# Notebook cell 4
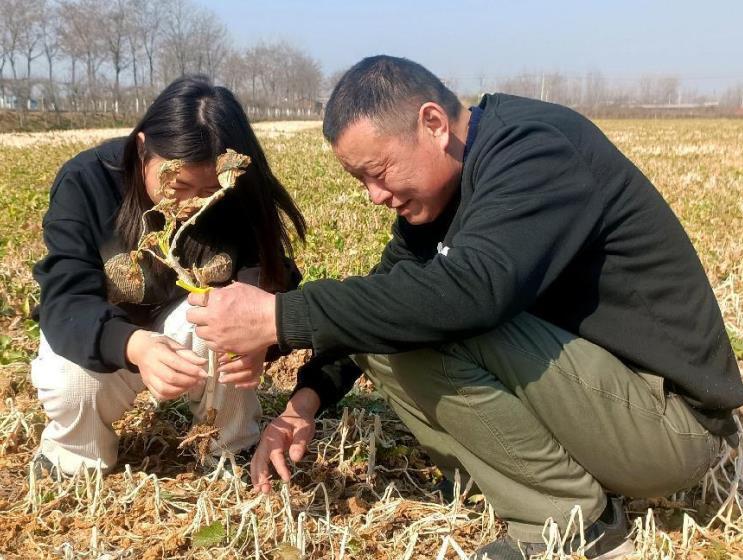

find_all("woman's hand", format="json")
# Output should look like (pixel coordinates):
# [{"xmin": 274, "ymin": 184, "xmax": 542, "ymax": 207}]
[
  {"xmin": 126, "ymin": 329, "xmax": 208, "ymax": 400},
  {"xmin": 250, "ymin": 388, "xmax": 320, "ymax": 494},
  {"xmin": 217, "ymin": 348, "xmax": 267, "ymax": 390}
]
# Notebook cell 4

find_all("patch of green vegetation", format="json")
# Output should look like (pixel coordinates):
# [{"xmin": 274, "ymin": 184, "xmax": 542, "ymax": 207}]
[
  {"xmin": 191, "ymin": 520, "xmax": 225, "ymax": 548},
  {"xmin": 259, "ymin": 390, "xmax": 291, "ymax": 417},
  {"xmin": 0, "ymin": 334, "xmax": 26, "ymax": 365},
  {"xmin": 335, "ymin": 392, "xmax": 389, "ymax": 416},
  {"xmin": 263, "ymin": 130, "xmax": 393, "ymax": 279},
  {"xmin": 157, "ymin": 395, "xmax": 193, "ymax": 427},
  {"xmin": 728, "ymin": 329, "xmax": 743, "ymax": 360}
]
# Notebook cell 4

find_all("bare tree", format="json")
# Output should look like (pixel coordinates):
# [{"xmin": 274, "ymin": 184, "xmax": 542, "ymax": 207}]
[
  {"xmin": 542, "ymin": 72, "xmax": 567, "ymax": 103},
  {"xmin": 287, "ymin": 49, "xmax": 322, "ymax": 104},
  {"xmin": 58, "ymin": 0, "xmax": 106, "ymax": 112},
  {"xmin": 0, "ymin": 8, "xmax": 10, "ymax": 107},
  {"xmin": 57, "ymin": 3, "xmax": 83, "ymax": 110},
  {"xmin": 637, "ymin": 74, "xmax": 680, "ymax": 105},
  {"xmin": 242, "ymin": 45, "xmax": 263, "ymax": 101},
  {"xmin": 161, "ymin": 0, "xmax": 197, "ymax": 79},
  {"xmin": 583, "ymin": 70, "xmax": 606, "ymax": 107},
  {"xmin": 0, "ymin": 0, "xmax": 44, "ymax": 119},
  {"xmin": 126, "ymin": 10, "xmax": 142, "ymax": 112},
  {"xmin": 0, "ymin": 0, "xmax": 325, "ymax": 120},
  {"xmin": 129, "ymin": 0, "xmax": 162, "ymax": 89},
  {"xmin": 720, "ymin": 84, "xmax": 743, "ymax": 108},
  {"xmin": 324, "ymin": 68, "xmax": 347, "ymax": 97},
  {"xmin": 102, "ymin": 0, "xmax": 131, "ymax": 114},
  {"xmin": 219, "ymin": 48, "xmax": 248, "ymax": 97},
  {"xmin": 2, "ymin": 0, "xmax": 26, "ymax": 109},
  {"xmin": 240, "ymin": 41, "xmax": 321, "ymax": 108},
  {"xmin": 40, "ymin": 0, "xmax": 61, "ymax": 111},
  {"xmin": 198, "ymin": 11, "xmax": 229, "ymax": 81},
  {"xmin": 499, "ymin": 73, "xmax": 541, "ymax": 99},
  {"xmin": 18, "ymin": 0, "xmax": 45, "ymax": 98},
  {"xmin": 657, "ymin": 76, "xmax": 680, "ymax": 105}
]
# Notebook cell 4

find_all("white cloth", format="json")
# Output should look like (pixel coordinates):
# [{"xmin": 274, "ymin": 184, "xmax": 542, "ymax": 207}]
[{"xmin": 31, "ymin": 296, "xmax": 262, "ymax": 475}]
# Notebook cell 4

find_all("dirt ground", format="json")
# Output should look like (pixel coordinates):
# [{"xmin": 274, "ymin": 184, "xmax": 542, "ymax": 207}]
[
  {"xmin": 0, "ymin": 121, "xmax": 322, "ymax": 148},
  {"xmin": 1, "ymin": 120, "xmax": 742, "ymax": 558}
]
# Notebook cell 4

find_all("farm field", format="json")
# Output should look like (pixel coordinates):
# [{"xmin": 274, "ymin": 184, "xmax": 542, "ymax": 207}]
[{"xmin": 0, "ymin": 119, "xmax": 742, "ymax": 559}]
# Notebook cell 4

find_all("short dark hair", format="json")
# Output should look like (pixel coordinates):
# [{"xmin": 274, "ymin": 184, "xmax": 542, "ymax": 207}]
[{"xmin": 323, "ymin": 55, "xmax": 462, "ymax": 144}]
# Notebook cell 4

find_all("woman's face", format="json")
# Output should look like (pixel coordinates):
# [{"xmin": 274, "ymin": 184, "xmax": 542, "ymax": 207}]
[
  {"xmin": 142, "ymin": 154, "xmax": 221, "ymax": 208},
  {"xmin": 137, "ymin": 132, "xmax": 222, "ymax": 219}
]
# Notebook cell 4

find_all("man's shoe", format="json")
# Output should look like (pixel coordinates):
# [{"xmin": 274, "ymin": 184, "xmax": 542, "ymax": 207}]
[{"xmin": 472, "ymin": 497, "xmax": 634, "ymax": 559}]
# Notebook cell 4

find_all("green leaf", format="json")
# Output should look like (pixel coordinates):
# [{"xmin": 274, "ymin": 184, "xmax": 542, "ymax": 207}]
[
  {"xmin": 25, "ymin": 319, "xmax": 40, "ymax": 340},
  {"xmin": 192, "ymin": 521, "xmax": 226, "ymax": 548},
  {"xmin": 732, "ymin": 338, "xmax": 743, "ymax": 360},
  {"xmin": 727, "ymin": 329, "xmax": 743, "ymax": 360}
]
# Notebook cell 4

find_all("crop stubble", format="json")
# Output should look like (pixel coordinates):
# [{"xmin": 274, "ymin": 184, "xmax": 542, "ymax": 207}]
[{"xmin": 0, "ymin": 119, "xmax": 741, "ymax": 558}]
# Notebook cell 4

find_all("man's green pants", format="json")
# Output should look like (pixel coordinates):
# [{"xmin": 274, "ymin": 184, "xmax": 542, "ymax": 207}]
[{"xmin": 354, "ymin": 313, "xmax": 723, "ymax": 542}]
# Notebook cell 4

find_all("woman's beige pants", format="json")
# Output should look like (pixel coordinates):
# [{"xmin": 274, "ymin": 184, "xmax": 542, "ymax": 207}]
[{"xmin": 31, "ymin": 297, "xmax": 261, "ymax": 475}]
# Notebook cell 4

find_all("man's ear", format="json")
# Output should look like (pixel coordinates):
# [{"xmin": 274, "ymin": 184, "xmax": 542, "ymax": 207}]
[{"xmin": 418, "ymin": 102, "xmax": 450, "ymax": 148}]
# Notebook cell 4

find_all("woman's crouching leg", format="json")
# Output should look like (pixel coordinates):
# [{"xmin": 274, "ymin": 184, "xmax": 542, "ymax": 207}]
[
  {"xmin": 156, "ymin": 297, "xmax": 262, "ymax": 456},
  {"xmin": 189, "ymin": 383, "xmax": 262, "ymax": 456},
  {"xmin": 31, "ymin": 333, "xmax": 145, "ymax": 475}
]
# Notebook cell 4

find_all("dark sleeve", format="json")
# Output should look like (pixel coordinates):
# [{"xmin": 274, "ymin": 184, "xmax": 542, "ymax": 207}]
[
  {"xmin": 33, "ymin": 170, "xmax": 139, "ymax": 372},
  {"xmin": 285, "ymin": 223, "xmax": 415, "ymax": 408},
  {"xmin": 370, "ymin": 218, "xmax": 421, "ymax": 275},
  {"xmin": 265, "ymin": 255, "xmax": 303, "ymax": 361},
  {"xmin": 277, "ymin": 123, "xmax": 604, "ymax": 355},
  {"xmin": 290, "ymin": 354, "xmax": 363, "ymax": 415}
]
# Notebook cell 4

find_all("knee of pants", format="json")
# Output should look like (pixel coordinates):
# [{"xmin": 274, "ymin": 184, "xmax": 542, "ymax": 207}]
[
  {"xmin": 355, "ymin": 352, "xmax": 421, "ymax": 389},
  {"xmin": 360, "ymin": 350, "xmax": 447, "ymax": 380},
  {"xmin": 32, "ymin": 352, "xmax": 101, "ymax": 413},
  {"xmin": 32, "ymin": 341, "xmax": 135, "ymax": 425},
  {"xmin": 359, "ymin": 351, "xmax": 449, "ymax": 412}
]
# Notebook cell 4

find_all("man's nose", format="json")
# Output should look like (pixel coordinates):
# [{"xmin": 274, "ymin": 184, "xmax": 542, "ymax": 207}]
[{"xmin": 366, "ymin": 181, "xmax": 391, "ymax": 205}]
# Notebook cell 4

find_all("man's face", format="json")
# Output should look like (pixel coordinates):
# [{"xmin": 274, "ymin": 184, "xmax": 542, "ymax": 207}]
[{"xmin": 332, "ymin": 117, "xmax": 461, "ymax": 225}]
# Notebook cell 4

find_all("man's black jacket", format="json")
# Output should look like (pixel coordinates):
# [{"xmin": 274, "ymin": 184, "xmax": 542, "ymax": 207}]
[{"xmin": 279, "ymin": 94, "xmax": 742, "ymax": 437}]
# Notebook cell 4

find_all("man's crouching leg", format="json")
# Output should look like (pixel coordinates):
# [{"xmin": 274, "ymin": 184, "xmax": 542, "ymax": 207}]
[
  {"xmin": 356, "ymin": 312, "xmax": 723, "ymax": 544},
  {"xmin": 31, "ymin": 333, "xmax": 145, "ymax": 476}
]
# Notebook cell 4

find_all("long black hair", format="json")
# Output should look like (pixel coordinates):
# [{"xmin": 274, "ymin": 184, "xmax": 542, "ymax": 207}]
[{"xmin": 116, "ymin": 75, "xmax": 306, "ymax": 290}]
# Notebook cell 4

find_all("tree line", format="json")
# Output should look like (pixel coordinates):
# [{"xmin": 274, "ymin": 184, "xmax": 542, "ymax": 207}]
[
  {"xmin": 457, "ymin": 71, "xmax": 743, "ymax": 117},
  {"xmin": 2, "ymin": 0, "xmax": 741, "ymax": 126},
  {"xmin": 0, "ymin": 0, "xmax": 324, "ymax": 123}
]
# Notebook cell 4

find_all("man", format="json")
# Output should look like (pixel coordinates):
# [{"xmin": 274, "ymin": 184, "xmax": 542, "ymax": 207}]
[{"xmin": 187, "ymin": 56, "xmax": 742, "ymax": 559}]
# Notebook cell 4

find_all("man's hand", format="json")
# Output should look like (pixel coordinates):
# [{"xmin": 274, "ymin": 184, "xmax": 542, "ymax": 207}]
[
  {"xmin": 126, "ymin": 329, "xmax": 207, "ymax": 400},
  {"xmin": 250, "ymin": 388, "xmax": 320, "ymax": 494},
  {"xmin": 217, "ymin": 348, "xmax": 267, "ymax": 390},
  {"xmin": 186, "ymin": 282, "xmax": 277, "ymax": 354}
]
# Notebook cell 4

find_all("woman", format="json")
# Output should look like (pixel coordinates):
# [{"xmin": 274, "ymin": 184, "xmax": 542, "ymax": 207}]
[{"xmin": 31, "ymin": 76, "xmax": 306, "ymax": 475}]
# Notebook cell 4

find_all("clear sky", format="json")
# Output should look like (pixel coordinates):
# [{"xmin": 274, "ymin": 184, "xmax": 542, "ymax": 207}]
[{"xmin": 195, "ymin": 0, "xmax": 742, "ymax": 94}]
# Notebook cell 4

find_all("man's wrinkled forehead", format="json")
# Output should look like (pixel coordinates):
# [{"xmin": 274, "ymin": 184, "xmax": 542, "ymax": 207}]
[
  {"xmin": 332, "ymin": 119, "xmax": 388, "ymax": 173},
  {"xmin": 334, "ymin": 151, "xmax": 383, "ymax": 178}
]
